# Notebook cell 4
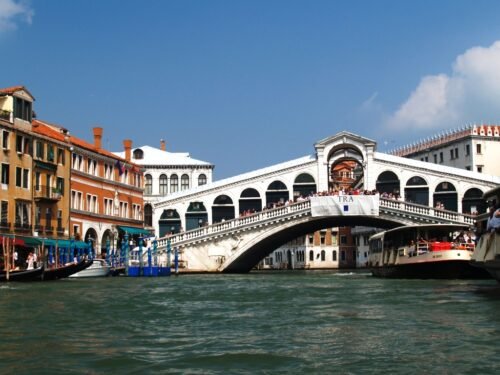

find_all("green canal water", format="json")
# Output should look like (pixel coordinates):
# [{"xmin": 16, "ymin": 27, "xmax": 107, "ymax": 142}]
[{"xmin": 1, "ymin": 271, "xmax": 499, "ymax": 374}]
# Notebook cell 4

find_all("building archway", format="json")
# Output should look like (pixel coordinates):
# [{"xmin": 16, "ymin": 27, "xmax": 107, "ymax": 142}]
[
  {"xmin": 239, "ymin": 188, "xmax": 262, "ymax": 214},
  {"xmin": 266, "ymin": 180, "xmax": 289, "ymax": 208},
  {"xmin": 84, "ymin": 227, "xmax": 98, "ymax": 253},
  {"xmin": 376, "ymin": 171, "xmax": 400, "ymax": 197},
  {"xmin": 212, "ymin": 195, "xmax": 235, "ymax": 223},
  {"xmin": 293, "ymin": 173, "xmax": 316, "ymax": 200},
  {"xmin": 159, "ymin": 209, "xmax": 181, "ymax": 236},
  {"xmin": 101, "ymin": 229, "xmax": 113, "ymax": 256},
  {"xmin": 186, "ymin": 201, "xmax": 208, "ymax": 230},
  {"xmin": 327, "ymin": 145, "xmax": 364, "ymax": 191},
  {"xmin": 405, "ymin": 176, "xmax": 429, "ymax": 206},
  {"xmin": 462, "ymin": 188, "xmax": 485, "ymax": 214},
  {"xmin": 433, "ymin": 182, "xmax": 457, "ymax": 211}
]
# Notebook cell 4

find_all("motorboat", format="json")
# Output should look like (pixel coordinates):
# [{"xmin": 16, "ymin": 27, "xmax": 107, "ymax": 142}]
[{"xmin": 69, "ymin": 258, "xmax": 110, "ymax": 278}]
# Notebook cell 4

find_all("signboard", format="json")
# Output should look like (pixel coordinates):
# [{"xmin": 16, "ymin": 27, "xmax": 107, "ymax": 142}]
[{"xmin": 310, "ymin": 195, "xmax": 379, "ymax": 217}]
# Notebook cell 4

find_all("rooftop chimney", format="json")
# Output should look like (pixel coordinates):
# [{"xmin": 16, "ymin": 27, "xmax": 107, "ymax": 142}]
[
  {"xmin": 123, "ymin": 139, "xmax": 132, "ymax": 161},
  {"xmin": 160, "ymin": 139, "xmax": 166, "ymax": 151},
  {"xmin": 93, "ymin": 127, "xmax": 103, "ymax": 149}
]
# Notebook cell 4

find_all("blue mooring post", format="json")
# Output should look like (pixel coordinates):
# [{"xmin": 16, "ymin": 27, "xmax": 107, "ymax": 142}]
[
  {"xmin": 124, "ymin": 232, "xmax": 129, "ymax": 276},
  {"xmin": 106, "ymin": 238, "xmax": 110, "ymax": 265},
  {"xmin": 174, "ymin": 248, "xmax": 179, "ymax": 274}
]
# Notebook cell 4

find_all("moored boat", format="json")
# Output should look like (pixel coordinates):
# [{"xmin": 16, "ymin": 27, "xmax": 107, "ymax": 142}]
[
  {"xmin": 39, "ymin": 258, "xmax": 93, "ymax": 281},
  {"xmin": 470, "ymin": 186, "xmax": 500, "ymax": 281},
  {"xmin": 368, "ymin": 224, "xmax": 489, "ymax": 279},
  {"xmin": 0, "ymin": 266, "xmax": 44, "ymax": 282},
  {"xmin": 69, "ymin": 258, "xmax": 110, "ymax": 278}
]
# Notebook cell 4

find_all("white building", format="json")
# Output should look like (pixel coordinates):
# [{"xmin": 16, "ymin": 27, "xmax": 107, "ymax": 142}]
[
  {"xmin": 113, "ymin": 140, "xmax": 214, "ymax": 232},
  {"xmin": 390, "ymin": 124, "xmax": 500, "ymax": 176}
]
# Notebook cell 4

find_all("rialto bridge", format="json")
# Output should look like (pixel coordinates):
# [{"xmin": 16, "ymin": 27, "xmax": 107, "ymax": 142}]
[{"xmin": 150, "ymin": 131, "xmax": 500, "ymax": 272}]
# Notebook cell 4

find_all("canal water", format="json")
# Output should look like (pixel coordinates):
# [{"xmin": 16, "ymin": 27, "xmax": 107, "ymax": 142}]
[{"xmin": 1, "ymin": 271, "xmax": 499, "ymax": 374}]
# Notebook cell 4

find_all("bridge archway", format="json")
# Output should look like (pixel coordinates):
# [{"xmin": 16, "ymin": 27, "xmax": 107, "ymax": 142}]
[
  {"xmin": 462, "ymin": 188, "xmax": 486, "ymax": 214},
  {"xmin": 239, "ymin": 188, "xmax": 262, "ymax": 214},
  {"xmin": 186, "ymin": 202, "xmax": 208, "ymax": 230},
  {"xmin": 433, "ymin": 181, "xmax": 457, "ymax": 211},
  {"xmin": 405, "ymin": 176, "xmax": 429, "ymax": 205},
  {"xmin": 212, "ymin": 195, "xmax": 235, "ymax": 223},
  {"xmin": 293, "ymin": 173, "xmax": 316, "ymax": 200},
  {"xmin": 159, "ymin": 209, "xmax": 181, "ymax": 236},
  {"xmin": 223, "ymin": 215, "xmax": 402, "ymax": 273},
  {"xmin": 266, "ymin": 180, "xmax": 289, "ymax": 208},
  {"xmin": 327, "ymin": 145, "xmax": 365, "ymax": 191},
  {"xmin": 376, "ymin": 171, "xmax": 400, "ymax": 197}
]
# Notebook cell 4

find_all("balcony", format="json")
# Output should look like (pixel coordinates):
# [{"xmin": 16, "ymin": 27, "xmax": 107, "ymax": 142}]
[
  {"xmin": 34, "ymin": 186, "xmax": 62, "ymax": 202},
  {"xmin": 0, "ymin": 110, "xmax": 11, "ymax": 122},
  {"xmin": 14, "ymin": 223, "xmax": 32, "ymax": 232},
  {"xmin": 57, "ymin": 227, "xmax": 65, "ymax": 235},
  {"xmin": 0, "ymin": 221, "xmax": 10, "ymax": 230},
  {"xmin": 34, "ymin": 224, "xmax": 44, "ymax": 234},
  {"xmin": 45, "ymin": 226, "xmax": 54, "ymax": 234}
]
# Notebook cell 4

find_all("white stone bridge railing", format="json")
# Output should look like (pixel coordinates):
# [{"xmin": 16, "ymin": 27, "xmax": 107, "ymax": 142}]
[
  {"xmin": 156, "ymin": 196, "xmax": 477, "ymax": 250},
  {"xmin": 379, "ymin": 198, "xmax": 476, "ymax": 225},
  {"xmin": 156, "ymin": 200, "xmax": 312, "ymax": 249}
]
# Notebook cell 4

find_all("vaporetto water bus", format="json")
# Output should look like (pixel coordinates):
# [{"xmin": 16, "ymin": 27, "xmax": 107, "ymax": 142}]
[
  {"xmin": 471, "ymin": 186, "xmax": 500, "ymax": 281},
  {"xmin": 368, "ymin": 224, "xmax": 489, "ymax": 279}
]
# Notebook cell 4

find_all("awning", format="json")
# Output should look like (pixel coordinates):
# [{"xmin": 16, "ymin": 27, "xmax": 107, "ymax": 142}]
[
  {"xmin": 0, "ymin": 236, "xmax": 25, "ymax": 246},
  {"xmin": 117, "ymin": 226, "xmax": 152, "ymax": 236},
  {"xmin": 8, "ymin": 235, "xmax": 43, "ymax": 247},
  {"xmin": 41, "ymin": 239, "xmax": 90, "ymax": 249}
]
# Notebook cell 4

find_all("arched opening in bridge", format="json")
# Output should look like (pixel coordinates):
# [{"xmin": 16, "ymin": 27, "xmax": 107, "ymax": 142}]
[
  {"xmin": 239, "ymin": 188, "xmax": 262, "ymax": 215},
  {"xmin": 159, "ymin": 209, "xmax": 181, "ymax": 236},
  {"xmin": 433, "ymin": 182, "xmax": 457, "ymax": 211},
  {"xmin": 462, "ymin": 188, "xmax": 486, "ymax": 215},
  {"xmin": 144, "ymin": 204, "xmax": 153, "ymax": 227},
  {"xmin": 405, "ymin": 176, "xmax": 429, "ymax": 206},
  {"xmin": 185, "ymin": 202, "xmax": 208, "ymax": 230},
  {"xmin": 376, "ymin": 171, "xmax": 400, "ymax": 197},
  {"xmin": 212, "ymin": 195, "xmax": 235, "ymax": 223},
  {"xmin": 327, "ymin": 145, "xmax": 364, "ymax": 191},
  {"xmin": 266, "ymin": 180, "xmax": 289, "ymax": 208},
  {"xmin": 293, "ymin": 173, "xmax": 317, "ymax": 200}
]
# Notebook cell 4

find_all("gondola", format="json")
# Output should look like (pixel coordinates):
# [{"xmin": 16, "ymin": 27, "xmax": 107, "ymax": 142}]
[
  {"xmin": 0, "ymin": 266, "xmax": 44, "ymax": 282},
  {"xmin": 39, "ymin": 258, "xmax": 93, "ymax": 281}
]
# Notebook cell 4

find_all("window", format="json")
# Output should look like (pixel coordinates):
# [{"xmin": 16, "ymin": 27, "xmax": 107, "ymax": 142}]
[
  {"xmin": 57, "ymin": 148, "xmax": 65, "ymax": 165},
  {"xmin": 57, "ymin": 210, "xmax": 63, "ymax": 230},
  {"xmin": 466, "ymin": 144, "xmax": 470, "ymax": 156},
  {"xmin": 332, "ymin": 250, "xmax": 337, "ymax": 261},
  {"xmin": 439, "ymin": 152, "xmax": 443, "ymax": 163},
  {"xmin": 16, "ymin": 167, "xmax": 22, "ymax": 187},
  {"xmin": 355, "ymin": 236, "xmax": 360, "ymax": 246},
  {"xmin": 1, "ymin": 164, "xmax": 9, "ymax": 185},
  {"xmin": 159, "ymin": 174, "xmax": 168, "ymax": 195},
  {"xmin": 56, "ymin": 177, "xmax": 64, "ymax": 196},
  {"xmin": 466, "ymin": 166, "xmax": 471, "ymax": 171},
  {"xmin": 22, "ymin": 169, "xmax": 29, "ymax": 188},
  {"xmin": 145, "ymin": 174, "xmax": 153, "ymax": 195},
  {"xmin": 476, "ymin": 144, "xmax": 482, "ymax": 154},
  {"xmin": 450, "ymin": 149, "xmax": 454, "ymax": 160},
  {"xmin": 425, "ymin": 156, "xmax": 428, "ymax": 162},
  {"xmin": 45, "ymin": 207, "xmax": 52, "ymax": 229},
  {"xmin": 341, "ymin": 250, "xmax": 346, "ymax": 261},
  {"xmin": 14, "ymin": 97, "xmax": 32, "ymax": 122},
  {"xmin": 36, "ymin": 141, "xmax": 44, "ymax": 159},
  {"xmin": 170, "ymin": 174, "xmax": 178, "ymax": 193},
  {"xmin": 16, "ymin": 135, "xmax": 23, "ymax": 153},
  {"xmin": 2, "ymin": 130, "xmax": 9, "ymax": 149},
  {"xmin": 321, "ymin": 250, "xmax": 325, "ymax": 261},
  {"xmin": 15, "ymin": 201, "xmax": 30, "ymax": 226},
  {"xmin": 340, "ymin": 235, "xmax": 347, "ymax": 245},
  {"xmin": 1, "ymin": 201, "xmax": 8, "ymax": 224},
  {"xmin": 181, "ymin": 174, "xmax": 189, "ymax": 190},
  {"xmin": 308, "ymin": 235, "xmax": 314, "ymax": 245},
  {"xmin": 433, "ymin": 154, "xmax": 437, "ymax": 163},
  {"xmin": 47, "ymin": 144, "xmax": 54, "ymax": 162},
  {"xmin": 104, "ymin": 198, "xmax": 113, "ymax": 216},
  {"xmin": 309, "ymin": 250, "xmax": 314, "ymax": 261},
  {"xmin": 477, "ymin": 166, "xmax": 483, "ymax": 173},
  {"xmin": 198, "ymin": 174, "xmax": 207, "ymax": 186},
  {"xmin": 363, "ymin": 235, "xmax": 370, "ymax": 245},
  {"xmin": 454, "ymin": 148, "xmax": 459, "ymax": 159}
]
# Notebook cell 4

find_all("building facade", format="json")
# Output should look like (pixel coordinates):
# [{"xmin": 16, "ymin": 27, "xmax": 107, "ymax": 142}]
[
  {"xmin": 113, "ymin": 141, "xmax": 213, "ymax": 233},
  {"xmin": 390, "ymin": 124, "xmax": 500, "ymax": 176}
]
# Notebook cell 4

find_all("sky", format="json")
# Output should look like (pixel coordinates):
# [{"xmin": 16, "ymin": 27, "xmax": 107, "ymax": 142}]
[{"xmin": 2, "ymin": 0, "xmax": 500, "ymax": 180}]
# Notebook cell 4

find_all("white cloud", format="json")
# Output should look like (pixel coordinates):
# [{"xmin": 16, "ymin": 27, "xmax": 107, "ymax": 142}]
[
  {"xmin": 386, "ymin": 41, "xmax": 500, "ymax": 131},
  {"xmin": 0, "ymin": 0, "xmax": 34, "ymax": 32}
]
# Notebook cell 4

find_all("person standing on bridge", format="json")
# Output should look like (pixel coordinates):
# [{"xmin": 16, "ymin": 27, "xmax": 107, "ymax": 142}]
[{"xmin": 486, "ymin": 202, "xmax": 500, "ymax": 233}]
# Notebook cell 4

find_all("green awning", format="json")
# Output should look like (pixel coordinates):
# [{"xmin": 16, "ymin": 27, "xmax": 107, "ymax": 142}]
[
  {"xmin": 34, "ymin": 160, "xmax": 57, "ymax": 172},
  {"xmin": 117, "ymin": 226, "xmax": 152, "ymax": 236},
  {"xmin": 39, "ymin": 239, "xmax": 90, "ymax": 249},
  {"xmin": 4, "ymin": 235, "xmax": 42, "ymax": 247}
]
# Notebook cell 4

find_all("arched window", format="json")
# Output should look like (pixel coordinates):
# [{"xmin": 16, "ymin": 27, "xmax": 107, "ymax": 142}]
[
  {"xmin": 181, "ymin": 174, "xmax": 189, "ymax": 190},
  {"xmin": 144, "ymin": 174, "xmax": 152, "ymax": 195},
  {"xmin": 159, "ymin": 174, "xmax": 168, "ymax": 195},
  {"xmin": 144, "ymin": 204, "xmax": 152, "ymax": 227},
  {"xmin": 321, "ymin": 250, "xmax": 326, "ymax": 261},
  {"xmin": 198, "ymin": 174, "xmax": 207, "ymax": 186},
  {"xmin": 332, "ymin": 250, "xmax": 337, "ymax": 261},
  {"xmin": 309, "ymin": 250, "xmax": 314, "ymax": 261},
  {"xmin": 133, "ymin": 149, "xmax": 144, "ymax": 160},
  {"xmin": 170, "ymin": 174, "xmax": 178, "ymax": 193}
]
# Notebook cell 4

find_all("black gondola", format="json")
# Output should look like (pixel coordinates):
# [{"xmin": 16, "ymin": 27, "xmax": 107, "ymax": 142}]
[
  {"xmin": 39, "ymin": 258, "xmax": 93, "ymax": 281},
  {"xmin": 0, "ymin": 266, "xmax": 44, "ymax": 282}
]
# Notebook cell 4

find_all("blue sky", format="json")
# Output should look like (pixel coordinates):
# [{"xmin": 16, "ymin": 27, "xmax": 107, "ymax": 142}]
[{"xmin": 2, "ymin": 0, "xmax": 500, "ymax": 179}]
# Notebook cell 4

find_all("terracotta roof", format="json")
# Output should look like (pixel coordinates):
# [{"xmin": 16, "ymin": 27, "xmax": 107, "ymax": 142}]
[
  {"xmin": 0, "ymin": 85, "xmax": 35, "ymax": 99},
  {"xmin": 32, "ymin": 119, "xmax": 67, "ymax": 142}
]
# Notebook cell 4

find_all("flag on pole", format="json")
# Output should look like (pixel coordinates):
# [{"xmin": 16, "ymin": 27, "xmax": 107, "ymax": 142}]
[{"xmin": 115, "ymin": 160, "xmax": 126, "ymax": 176}]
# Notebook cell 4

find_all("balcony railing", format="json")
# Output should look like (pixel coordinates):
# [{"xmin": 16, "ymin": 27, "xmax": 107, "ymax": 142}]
[
  {"xmin": 34, "ymin": 185, "xmax": 62, "ymax": 201},
  {"xmin": 0, "ymin": 221, "xmax": 10, "ymax": 230},
  {"xmin": 14, "ymin": 223, "xmax": 32, "ymax": 232},
  {"xmin": 0, "ymin": 110, "xmax": 11, "ymax": 121}
]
